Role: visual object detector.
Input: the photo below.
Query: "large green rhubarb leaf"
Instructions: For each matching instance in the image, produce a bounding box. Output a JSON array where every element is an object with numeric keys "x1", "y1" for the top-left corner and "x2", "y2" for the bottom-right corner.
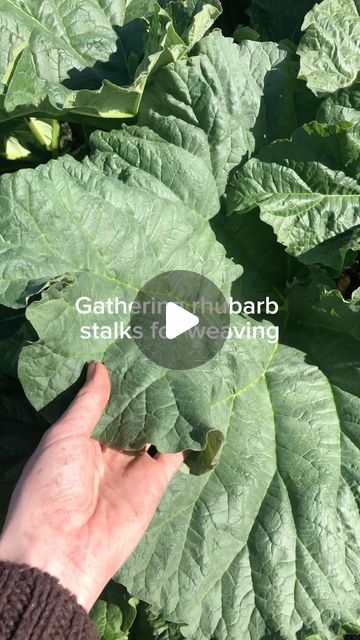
[
  {"x1": 0, "y1": 129, "x2": 239, "y2": 465},
  {"x1": 84, "y1": 31, "x2": 309, "y2": 200},
  {"x1": 135, "y1": 31, "x2": 309, "y2": 195},
  {"x1": 117, "y1": 300, "x2": 360, "y2": 639},
  {"x1": 227, "y1": 122, "x2": 360, "y2": 272},
  {"x1": 298, "y1": 0, "x2": 360, "y2": 96},
  {"x1": 86, "y1": 125, "x2": 220, "y2": 220},
  {"x1": 0, "y1": 0, "x2": 220, "y2": 120}
]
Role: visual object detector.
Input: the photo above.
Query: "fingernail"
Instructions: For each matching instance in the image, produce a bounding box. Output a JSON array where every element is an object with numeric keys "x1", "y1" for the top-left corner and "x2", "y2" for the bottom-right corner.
[{"x1": 86, "y1": 361, "x2": 97, "y2": 381}]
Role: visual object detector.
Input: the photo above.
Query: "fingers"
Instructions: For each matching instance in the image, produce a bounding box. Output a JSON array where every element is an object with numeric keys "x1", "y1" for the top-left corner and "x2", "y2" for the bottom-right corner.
[
  {"x1": 129, "y1": 451, "x2": 186, "y2": 525},
  {"x1": 154, "y1": 451, "x2": 187, "y2": 483},
  {"x1": 127, "y1": 449, "x2": 186, "y2": 498},
  {"x1": 51, "y1": 362, "x2": 111, "y2": 437}
]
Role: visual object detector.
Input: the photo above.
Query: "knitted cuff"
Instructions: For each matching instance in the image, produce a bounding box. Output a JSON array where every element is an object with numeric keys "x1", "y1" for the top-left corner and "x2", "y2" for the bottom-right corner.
[{"x1": 0, "y1": 561, "x2": 98, "y2": 640}]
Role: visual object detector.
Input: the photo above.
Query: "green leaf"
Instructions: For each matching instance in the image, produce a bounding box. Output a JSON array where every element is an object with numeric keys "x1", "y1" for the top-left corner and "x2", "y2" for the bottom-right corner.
[
  {"x1": 261, "y1": 121, "x2": 360, "y2": 181},
  {"x1": 248, "y1": 0, "x2": 317, "y2": 43},
  {"x1": 317, "y1": 82, "x2": 360, "y2": 126},
  {"x1": 0, "y1": 0, "x2": 221, "y2": 120},
  {"x1": 233, "y1": 25, "x2": 260, "y2": 43},
  {"x1": 298, "y1": 0, "x2": 360, "y2": 96},
  {"x1": 136, "y1": 31, "x2": 307, "y2": 194},
  {"x1": 91, "y1": 582, "x2": 137, "y2": 640},
  {"x1": 1, "y1": 14, "x2": 360, "y2": 638},
  {"x1": 89, "y1": 32, "x2": 317, "y2": 196},
  {"x1": 287, "y1": 267, "x2": 360, "y2": 341},
  {"x1": 130, "y1": 602, "x2": 183, "y2": 639},
  {"x1": 0, "y1": 117, "x2": 59, "y2": 162},
  {"x1": 0, "y1": 131, "x2": 239, "y2": 467},
  {"x1": 212, "y1": 209, "x2": 301, "y2": 306},
  {"x1": 87, "y1": 125, "x2": 220, "y2": 221},
  {"x1": 0, "y1": 30, "x2": 314, "y2": 462},
  {"x1": 227, "y1": 122, "x2": 360, "y2": 272},
  {"x1": 117, "y1": 304, "x2": 360, "y2": 639},
  {"x1": 20, "y1": 281, "x2": 229, "y2": 466}
]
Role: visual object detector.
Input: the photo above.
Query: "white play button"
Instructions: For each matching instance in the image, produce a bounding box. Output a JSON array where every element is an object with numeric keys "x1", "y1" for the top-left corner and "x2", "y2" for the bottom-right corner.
[
  {"x1": 165, "y1": 302, "x2": 199, "y2": 340},
  {"x1": 130, "y1": 271, "x2": 230, "y2": 369}
]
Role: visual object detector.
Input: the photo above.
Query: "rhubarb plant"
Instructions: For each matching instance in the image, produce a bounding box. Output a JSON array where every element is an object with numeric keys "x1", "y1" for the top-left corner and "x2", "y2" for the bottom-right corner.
[{"x1": 0, "y1": 1, "x2": 360, "y2": 639}]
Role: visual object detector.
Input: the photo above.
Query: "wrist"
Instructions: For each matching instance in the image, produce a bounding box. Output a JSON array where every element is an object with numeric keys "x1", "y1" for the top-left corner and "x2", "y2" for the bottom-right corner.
[
  {"x1": 0, "y1": 530, "x2": 102, "y2": 611},
  {"x1": 0, "y1": 560, "x2": 99, "y2": 639},
  {"x1": 0, "y1": 532, "x2": 55, "y2": 580}
]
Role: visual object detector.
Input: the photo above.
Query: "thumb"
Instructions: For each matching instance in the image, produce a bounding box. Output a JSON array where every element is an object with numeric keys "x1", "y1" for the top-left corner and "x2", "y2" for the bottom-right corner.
[{"x1": 50, "y1": 362, "x2": 111, "y2": 437}]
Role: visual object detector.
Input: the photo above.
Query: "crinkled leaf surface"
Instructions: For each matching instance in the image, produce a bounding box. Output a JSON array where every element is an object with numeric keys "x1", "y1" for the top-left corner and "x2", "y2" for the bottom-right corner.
[
  {"x1": 73, "y1": 30, "x2": 301, "y2": 200},
  {"x1": 0, "y1": 127, "x2": 240, "y2": 465},
  {"x1": 99, "y1": 56, "x2": 360, "y2": 633},
  {"x1": 317, "y1": 83, "x2": 360, "y2": 127},
  {"x1": 136, "y1": 31, "x2": 307, "y2": 195},
  {"x1": 227, "y1": 122, "x2": 360, "y2": 272},
  {"x1": 1, "y1": 20, "x2": 360, "y2": 639},
  {"x1": 117, "y1": 300, "x2": 360, "y2": 639},
  {"x1": 248, "y1": 0, "x2": 316, "y2": 43},
  {"x1": 298, "y1": 0, "x2": 360, "y2": 96},
  {"x1": 2, "y1": 31, "x2": 299, "y2": 466},
  {"x1": 88, "y1": 31, "x2": 317, "y2": 197},
  {"x1": 86, "y1": 126, "x2": 220, "y2": 220},
  {"x1": 255, "y1": 120, "x2": 360, "y2": 185},
  {"x1": 0, "y1": 0, "x2": 220, "y2": 119}
]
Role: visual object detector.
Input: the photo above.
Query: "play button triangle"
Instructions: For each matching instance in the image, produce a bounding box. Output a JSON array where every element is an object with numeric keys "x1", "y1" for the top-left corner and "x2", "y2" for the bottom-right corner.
[{"x1": 165, "y1": 302, "x2": 199, "y2": 340}]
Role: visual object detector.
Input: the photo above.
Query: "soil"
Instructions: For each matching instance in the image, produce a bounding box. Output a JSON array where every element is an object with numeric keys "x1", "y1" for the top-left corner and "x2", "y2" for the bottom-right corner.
[{"x1": 336, "y1": 254, "x2": 360, "y2": 299}]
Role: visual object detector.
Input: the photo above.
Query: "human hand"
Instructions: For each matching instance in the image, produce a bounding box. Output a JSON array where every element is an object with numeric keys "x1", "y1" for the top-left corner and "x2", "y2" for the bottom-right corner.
[{"x1": 0, "y1": 362, "x2": 185, "y2": 611}]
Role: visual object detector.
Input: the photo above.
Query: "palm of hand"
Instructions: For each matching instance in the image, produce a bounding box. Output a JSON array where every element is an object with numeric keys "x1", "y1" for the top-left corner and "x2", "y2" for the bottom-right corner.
[{"x1": 0, "y1": 363, "x2": 184, "y2": 610}]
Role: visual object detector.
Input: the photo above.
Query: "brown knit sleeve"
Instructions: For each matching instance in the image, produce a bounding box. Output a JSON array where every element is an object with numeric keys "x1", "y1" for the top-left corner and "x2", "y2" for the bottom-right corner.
[{"x1": 0, "y1": 561, "x2": 98, "y2": 639}]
